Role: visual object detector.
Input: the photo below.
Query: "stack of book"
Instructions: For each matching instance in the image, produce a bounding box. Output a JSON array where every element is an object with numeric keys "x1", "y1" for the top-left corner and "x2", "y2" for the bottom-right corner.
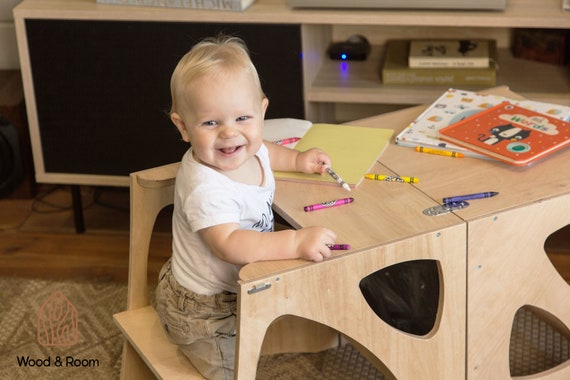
[
  {"x1": 381, "y1": 39, "x2": 498, "y2": 86},
  {"x1": 395, "y1": 88, "x2": 570, "y2": 166},
  {"x1": 438, "y1": 101, "x2": 570, "y2": 166}
]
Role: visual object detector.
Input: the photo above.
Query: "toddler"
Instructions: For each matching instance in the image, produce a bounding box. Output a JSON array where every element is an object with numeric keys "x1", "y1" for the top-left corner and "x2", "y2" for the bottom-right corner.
[{"x1": 155, "y1": 35, "x2": 337, "y2": 380}]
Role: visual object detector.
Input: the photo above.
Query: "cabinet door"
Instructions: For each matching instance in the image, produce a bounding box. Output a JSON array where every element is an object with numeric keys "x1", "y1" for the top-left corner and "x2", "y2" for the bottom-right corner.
[{"x1": 25, "y1": 20, "x2": 303, "y2": 177}]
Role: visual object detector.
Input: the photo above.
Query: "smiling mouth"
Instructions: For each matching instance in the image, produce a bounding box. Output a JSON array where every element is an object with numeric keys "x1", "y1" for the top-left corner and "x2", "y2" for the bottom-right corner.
[{"x1": 219, "y1": 146, "x2": 243, "y2": 155}]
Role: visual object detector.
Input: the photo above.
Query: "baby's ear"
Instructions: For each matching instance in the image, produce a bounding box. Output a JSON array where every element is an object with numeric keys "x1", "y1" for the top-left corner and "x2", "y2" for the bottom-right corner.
[
  {"x1": 171, "y1": 113, "x2": 190, "y2": 142},
  {"x1": 261, "y1": 97, "x2": 269, "y2": 118}
]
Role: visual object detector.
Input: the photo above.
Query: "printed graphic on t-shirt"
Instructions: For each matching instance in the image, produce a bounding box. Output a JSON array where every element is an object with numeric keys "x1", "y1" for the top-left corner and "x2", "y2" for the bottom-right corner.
[{"x1": 252, "y1": 198, "x2": 274, "y2": 232}]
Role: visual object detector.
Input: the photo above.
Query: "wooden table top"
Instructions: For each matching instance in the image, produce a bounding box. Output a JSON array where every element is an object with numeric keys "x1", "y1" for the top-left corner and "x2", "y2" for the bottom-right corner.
[
  {"x1": 240, "y1": 86, "x2": 570, "y2": 282},
  {"x1": 240, "y1": 105, "x2": 464, "y2": 281}
]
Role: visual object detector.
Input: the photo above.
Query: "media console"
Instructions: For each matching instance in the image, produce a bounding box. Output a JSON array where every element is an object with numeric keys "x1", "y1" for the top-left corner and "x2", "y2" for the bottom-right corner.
[{"x1": 14, "y1": 0, "x2": 570, "y2": 188}]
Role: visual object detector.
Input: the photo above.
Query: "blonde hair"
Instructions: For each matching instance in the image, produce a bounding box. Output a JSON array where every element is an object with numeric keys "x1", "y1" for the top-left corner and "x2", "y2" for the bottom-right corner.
[{"x1": 170, "y1": 35, "x2": 265, "y2": 115}]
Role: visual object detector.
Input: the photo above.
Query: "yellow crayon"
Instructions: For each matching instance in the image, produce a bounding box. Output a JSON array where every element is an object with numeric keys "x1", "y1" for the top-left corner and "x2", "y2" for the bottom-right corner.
[
  {"x1": 364, "y1": 174, "x2": 419, "y2": 183},
  {"x1": 415, "y1": 146, "x2": 464, "y2": 158}
]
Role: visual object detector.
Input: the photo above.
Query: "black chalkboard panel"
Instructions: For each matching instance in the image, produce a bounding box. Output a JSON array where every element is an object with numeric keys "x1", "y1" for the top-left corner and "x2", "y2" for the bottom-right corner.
[{"x1": 25, "y1": 20, "x2": 303, "y2": 176}]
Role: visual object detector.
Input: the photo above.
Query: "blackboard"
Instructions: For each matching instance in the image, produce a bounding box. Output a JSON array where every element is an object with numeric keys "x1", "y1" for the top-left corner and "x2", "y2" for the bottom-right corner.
[{"x1": 25, "y1": 20, "x2": 303, "y2": 176}]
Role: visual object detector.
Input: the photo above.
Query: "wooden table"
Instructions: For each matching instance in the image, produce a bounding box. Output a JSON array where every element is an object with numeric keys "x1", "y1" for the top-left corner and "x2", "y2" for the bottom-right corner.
[
  {"x1": 236, "y1": 108, "x2": 468, "y2": 380},
  {"x1": 237, "y1": 87, "x2": 570, "y2": 379},
  {"x1": 365, "y1": 95, "x2": 570, "y2": 379}
]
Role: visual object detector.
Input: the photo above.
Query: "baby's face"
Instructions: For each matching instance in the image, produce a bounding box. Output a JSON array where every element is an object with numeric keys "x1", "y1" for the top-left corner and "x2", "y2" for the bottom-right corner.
[{"x1": 174, "y1": 70, "x2": 268, "y2": 173}]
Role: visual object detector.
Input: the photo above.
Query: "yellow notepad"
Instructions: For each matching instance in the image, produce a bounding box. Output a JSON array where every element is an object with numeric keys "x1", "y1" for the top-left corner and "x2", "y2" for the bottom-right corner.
[{"x1": 274, "y1": 123, "x2": 394, "y2": 188}]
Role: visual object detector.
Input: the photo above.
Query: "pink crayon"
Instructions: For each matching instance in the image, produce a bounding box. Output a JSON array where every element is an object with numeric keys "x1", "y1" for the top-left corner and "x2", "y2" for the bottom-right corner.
[
  {"x1": 304, "y1": 197, "x2": 354, "y2": 212},
  {"x1": 327, "y1": 244, "x2": 351, "y2": 250},
  {"x1": 273, "y1": 137, "x2": 301, "y2": 145}
]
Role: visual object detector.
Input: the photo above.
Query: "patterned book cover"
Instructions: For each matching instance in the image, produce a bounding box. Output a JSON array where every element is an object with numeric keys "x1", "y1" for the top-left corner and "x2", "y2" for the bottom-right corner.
[
  {"x1": 439, "y1": 102, "x2": 570, "y2": 166},
  {"x1": 395, "y1": 88, "x2": 570, "y2": 159}
]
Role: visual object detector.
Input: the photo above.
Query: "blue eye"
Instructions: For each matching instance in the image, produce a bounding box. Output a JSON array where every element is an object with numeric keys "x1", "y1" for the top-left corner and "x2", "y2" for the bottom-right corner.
[{"x1": 236, "y1": 116, "x2": 249, "y2": 122}]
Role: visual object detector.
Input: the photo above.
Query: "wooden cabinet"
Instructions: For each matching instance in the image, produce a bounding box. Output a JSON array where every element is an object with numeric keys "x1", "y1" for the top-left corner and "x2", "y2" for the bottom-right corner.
[{"x1": 14, "y1": 0, "x2": 570, "y2": 185}]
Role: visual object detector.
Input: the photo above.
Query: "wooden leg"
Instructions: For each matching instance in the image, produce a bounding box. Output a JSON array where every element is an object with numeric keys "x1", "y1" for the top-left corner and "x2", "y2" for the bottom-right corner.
[
  {"x1": 119, "y1": 341, "x2": 157, "y2": 380},
  {"x1": 71, "y1": 185, "x2": 85, "y2": 233},
  {"x1": 467, "y1": 194, "x2": 570, "y2": 379},
  {"x1": 234, "y1": 302, "x2": 274, "y2": 380}
]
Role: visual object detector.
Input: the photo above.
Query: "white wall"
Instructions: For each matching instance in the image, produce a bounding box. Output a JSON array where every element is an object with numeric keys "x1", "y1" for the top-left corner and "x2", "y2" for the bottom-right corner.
[{"x1": 0, "y1": 0, "x2": 22, "y2": 69}]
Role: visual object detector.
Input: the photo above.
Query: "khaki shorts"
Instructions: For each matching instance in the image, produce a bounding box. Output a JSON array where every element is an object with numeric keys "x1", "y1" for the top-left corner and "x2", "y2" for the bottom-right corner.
[{"x1": 155, "y1": 259, "x2": 237, "y2": 380}]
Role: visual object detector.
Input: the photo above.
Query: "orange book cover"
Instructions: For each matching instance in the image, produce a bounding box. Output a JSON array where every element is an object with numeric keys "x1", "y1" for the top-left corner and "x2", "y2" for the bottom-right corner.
[{"x1": 439, "y1": 102, "x2": 570, "y2": 166}]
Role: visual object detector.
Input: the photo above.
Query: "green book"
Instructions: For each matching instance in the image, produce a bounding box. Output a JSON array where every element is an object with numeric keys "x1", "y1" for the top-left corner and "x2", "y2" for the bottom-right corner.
[{"x1": 381, "y1": 39, "x2": 497, "y2": 86}]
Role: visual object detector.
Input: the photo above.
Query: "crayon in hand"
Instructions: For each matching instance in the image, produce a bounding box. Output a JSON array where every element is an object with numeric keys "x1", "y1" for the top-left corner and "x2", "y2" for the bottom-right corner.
[
  {"x1": 327, "y1": 244, "x2": 351, "y2": 250},
  {"x1": 322, "y1": 164, "x2": 351, "y2": 192}
]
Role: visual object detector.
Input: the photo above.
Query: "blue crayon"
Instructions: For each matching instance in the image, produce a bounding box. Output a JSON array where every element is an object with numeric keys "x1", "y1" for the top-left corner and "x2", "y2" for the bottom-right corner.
[{"x1": 443, "y1": 191, "x2": 498, "y2": 204}]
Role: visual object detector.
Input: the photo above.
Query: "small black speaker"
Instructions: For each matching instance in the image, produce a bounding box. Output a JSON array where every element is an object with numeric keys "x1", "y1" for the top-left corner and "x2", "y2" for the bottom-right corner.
[{"x1": 0, "y1": 114, "x2": 24, "y2": 197}]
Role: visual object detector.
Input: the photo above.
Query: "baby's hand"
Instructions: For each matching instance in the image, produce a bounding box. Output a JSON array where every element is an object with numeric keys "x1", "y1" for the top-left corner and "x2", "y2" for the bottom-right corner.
[
  {"x1": 294, "y1": 226, "x2": 337, "y2": 262},
  {"x1": 296, "y1": 148, "x2": 331, "y2": 175}
]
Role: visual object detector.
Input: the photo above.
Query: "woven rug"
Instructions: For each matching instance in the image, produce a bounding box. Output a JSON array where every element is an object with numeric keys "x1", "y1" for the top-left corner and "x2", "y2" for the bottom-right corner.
[
  {"x1": 1, "y1": 276, "x2": 568, "y2": 380},
  {"x1": 0, "y1": 276, "x2": 385, "y2": 380},
  {"x1": 0, "y1": 277, "x2": 124, "y2": 380}
]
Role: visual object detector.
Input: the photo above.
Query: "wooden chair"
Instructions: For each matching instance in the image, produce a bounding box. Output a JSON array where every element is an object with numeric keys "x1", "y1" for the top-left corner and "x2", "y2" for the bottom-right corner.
[
  {"x1": 112, "y1": 118, "x2": 336, "y2": 379},
  {"x1": 112, "y1": 161, "x2": 338, "y2": 380},
  {"x1": 112, "y1": 161, "x2": 205, "y2": 379}
]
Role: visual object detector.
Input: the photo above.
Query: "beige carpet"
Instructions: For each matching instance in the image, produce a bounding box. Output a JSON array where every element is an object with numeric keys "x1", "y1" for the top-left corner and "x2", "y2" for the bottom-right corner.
[
  {"x1": 1, "y1": 276, "x2": 569, "y2": 380},
  {"x1": 0, "y1": 277, "x2": 124, "y2": 380},
  {"x1": 0, "y1": 276, "x2": 386, "y2": 380}
]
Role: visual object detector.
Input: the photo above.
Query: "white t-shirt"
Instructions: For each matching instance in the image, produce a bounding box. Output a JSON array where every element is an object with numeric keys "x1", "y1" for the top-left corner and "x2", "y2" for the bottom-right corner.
[{"x1": 171, "y1": 144, "x2": 275, "y2": 295}]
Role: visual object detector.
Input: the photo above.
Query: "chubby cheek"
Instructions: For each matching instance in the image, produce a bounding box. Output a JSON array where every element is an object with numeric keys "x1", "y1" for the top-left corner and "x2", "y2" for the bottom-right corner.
[
  {"x1": 187, "y1": 134, "x2": 213, "y2": 157},
  {"x1": 247, "y1": 138, "x2": 263, "y2": 156},
  {"x1": 191, "y1": 140, "x2": 234, "y2": 168},
  {"x1": 191, "y1": 146, "x2": 219, "y2": 169}
]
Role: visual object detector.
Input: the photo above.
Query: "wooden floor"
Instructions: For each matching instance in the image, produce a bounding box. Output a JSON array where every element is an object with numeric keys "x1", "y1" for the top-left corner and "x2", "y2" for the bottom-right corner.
[
  {"x1": 1, "y1": 184, "x2": 569, "y2": 284},
  {"x1": 0, "y1": 185, "x2": 172, "y2": 283}
]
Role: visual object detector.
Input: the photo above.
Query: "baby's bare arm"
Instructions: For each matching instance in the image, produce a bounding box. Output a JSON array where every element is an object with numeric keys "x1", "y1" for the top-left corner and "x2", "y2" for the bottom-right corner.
[
  {"x1": 264, "y1": 141, "x2": 330, "y2": 174},
  {"x1": 199, "y1": 223, "x2": 337, "y2": 265}
]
